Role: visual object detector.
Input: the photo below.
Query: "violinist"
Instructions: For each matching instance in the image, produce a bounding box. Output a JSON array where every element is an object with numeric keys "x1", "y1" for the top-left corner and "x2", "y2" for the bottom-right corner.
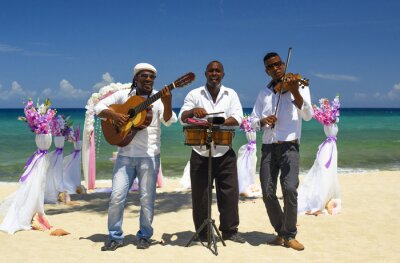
[{"x1": 250, "y1": 52, "x2": 313, "y2": 251}]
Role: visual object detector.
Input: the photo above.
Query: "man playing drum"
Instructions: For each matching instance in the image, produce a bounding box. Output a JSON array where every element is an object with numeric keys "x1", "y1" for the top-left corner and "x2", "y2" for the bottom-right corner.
[{"x1": 179, "y1": 60, "x2": 245, "y2": 243}]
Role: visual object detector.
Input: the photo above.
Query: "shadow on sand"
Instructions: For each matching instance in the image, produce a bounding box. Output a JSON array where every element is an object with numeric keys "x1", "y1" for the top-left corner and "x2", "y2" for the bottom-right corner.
[{"x1": 45, "y1": 190, "x2": 193, "y2": 216}]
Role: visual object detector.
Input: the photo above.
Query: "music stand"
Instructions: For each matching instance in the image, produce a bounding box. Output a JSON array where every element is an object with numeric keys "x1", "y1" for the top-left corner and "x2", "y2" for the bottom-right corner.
[{"x1": 185, "y1": 117, "x2": 226, "y2": 255}]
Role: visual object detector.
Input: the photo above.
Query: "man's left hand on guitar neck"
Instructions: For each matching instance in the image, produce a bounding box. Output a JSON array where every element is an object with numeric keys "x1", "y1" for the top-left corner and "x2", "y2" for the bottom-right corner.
[{"x1": 160, "y1": 86, "x2": 173, "y2": 122}]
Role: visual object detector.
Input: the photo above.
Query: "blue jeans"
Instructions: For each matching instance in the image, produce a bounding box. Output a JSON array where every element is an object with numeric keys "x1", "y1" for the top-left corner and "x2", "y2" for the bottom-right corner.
[{"x1": 107, "y1": 154, "x2": 160, "y2": 243}]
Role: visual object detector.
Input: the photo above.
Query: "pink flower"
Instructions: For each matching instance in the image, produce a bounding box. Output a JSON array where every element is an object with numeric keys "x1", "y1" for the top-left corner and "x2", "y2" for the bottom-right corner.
[
  {"x1": 240, "y1": 114, "x2": 255, "y2": 133},
  {"x1": 312, "y1": 96, "x2": 340, "y2": 126},
  {"x1": 50, "y1": 114, "x2": 72, "y2": 137},
  {"x1": 19, "y1": 98, "x2": 57, "y2": 134},
  {"x1": 66, "y1": 125, "x2": 81, "y2": 142}
]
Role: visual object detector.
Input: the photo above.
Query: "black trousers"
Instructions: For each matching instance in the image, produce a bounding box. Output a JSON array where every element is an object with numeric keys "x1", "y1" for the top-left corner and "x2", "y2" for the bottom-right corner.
[
  {"x1": 190, "y1": 149, "x2": 239, "y2": 236},
  {"x1": 260, "y1": 143, "x2": 300, "y2": 240}
]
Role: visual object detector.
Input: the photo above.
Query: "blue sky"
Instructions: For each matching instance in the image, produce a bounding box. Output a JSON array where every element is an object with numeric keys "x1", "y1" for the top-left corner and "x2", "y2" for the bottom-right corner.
[{"x1": 1, "y1": 0, "x2": 399, "y2": 108}]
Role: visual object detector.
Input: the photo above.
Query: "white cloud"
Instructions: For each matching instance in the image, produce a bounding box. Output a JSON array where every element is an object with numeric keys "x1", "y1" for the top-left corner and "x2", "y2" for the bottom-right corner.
[
  {"x1": 354, "y1": 83, "x2": 400, "y2": 101},
  {"x1": 387, "y1": 83, "x2": 400, "y2": 99},
  {"x1": 42, "y1": 88, "x2": 52, "y2": 97},
  {"x1": 373, "y1": 92, "x2": 381, "y2": 98},
  {"x1": 59, "y1": 80, "x2": 90, "y2": 99},
  {"x1": 312, "y1": 72, "x2": 359, "y2": 82},
  {"x1": 92, "y1": 72, "x2": 115, "y2": 91},
  {"x1": 0, "y1": 42, "x2": 66, "y2": 58},
  {"x1": 23, "y1": 52, "x2": 61, "y2": 57},
  {"x1": 0, "y1": 43, "x2": 23, "y2": 53},
  {"x1": 0, "y1": 81, "x2": 36, "y2": 100},
  {"x1": 354, "y1": 92, "x2": 367, "y2": 100},
  {"x1": 41, "y1": 80, "x2": 90, "y2": 100}
]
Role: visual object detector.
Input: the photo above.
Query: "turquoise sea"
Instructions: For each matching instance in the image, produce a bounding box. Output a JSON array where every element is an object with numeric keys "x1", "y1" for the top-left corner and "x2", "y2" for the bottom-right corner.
[{"x1": 0, "y1": 108, "x2": 399, "y2": 182}]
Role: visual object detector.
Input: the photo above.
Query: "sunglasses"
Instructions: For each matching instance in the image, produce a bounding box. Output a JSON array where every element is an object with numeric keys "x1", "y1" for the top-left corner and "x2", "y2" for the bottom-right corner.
[
  {"x1": 266, "y1": 61, "x2": 283, "y2": 69},
  {"x1": 139, "y1": 73, "x2": 156, "y2": 80}
]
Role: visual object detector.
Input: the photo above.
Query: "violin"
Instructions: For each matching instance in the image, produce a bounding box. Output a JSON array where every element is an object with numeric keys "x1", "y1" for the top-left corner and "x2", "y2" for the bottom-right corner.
[{"x1": 274, "y1": 73, "x2": 309, "y2": 93}]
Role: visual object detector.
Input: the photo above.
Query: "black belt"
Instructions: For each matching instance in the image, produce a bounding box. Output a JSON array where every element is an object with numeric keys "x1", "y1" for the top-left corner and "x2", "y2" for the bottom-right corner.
[{"x1": 273, "y1": 139, "x2": 298, "y2": 144}]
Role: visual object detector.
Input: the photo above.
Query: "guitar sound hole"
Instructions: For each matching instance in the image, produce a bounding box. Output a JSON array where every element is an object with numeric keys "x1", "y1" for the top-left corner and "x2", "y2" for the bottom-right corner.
[{"x1": 128, "y1": 109, "x2": 136, "y2": 118}]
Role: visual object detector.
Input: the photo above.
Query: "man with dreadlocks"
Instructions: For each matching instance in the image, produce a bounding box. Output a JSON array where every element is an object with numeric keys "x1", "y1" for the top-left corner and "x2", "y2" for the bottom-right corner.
[{"x1": 95, "y1": 63, "x2": 177, "y2": 251}]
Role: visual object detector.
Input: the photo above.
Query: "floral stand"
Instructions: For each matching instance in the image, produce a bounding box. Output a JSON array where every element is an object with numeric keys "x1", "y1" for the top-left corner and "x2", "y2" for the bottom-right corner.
[
  {"x1": 63, "y1": 140, "x2": 82, "y2": 194},
  {"x1": 298, "y1": 123, "x2": 341, "y2": 215},
  {"x1": 236, "y1": 131, "x2": 261, "y2": 197},
  {"x1": 45, "y1": 136, "x2": 65, "y2": 203},
  {"x1": 0, "y1": 134, "x2": 52, "y2": 234}
]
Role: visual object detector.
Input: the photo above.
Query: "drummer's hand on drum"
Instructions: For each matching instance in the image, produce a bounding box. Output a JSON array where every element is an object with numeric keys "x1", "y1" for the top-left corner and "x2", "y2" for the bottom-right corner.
[
  {"x1": 192, "y1": 108, "x2": 208, "y2": 118},
  {"x1": 260, "y1": 115, "x2": 277, "y2": 127}
]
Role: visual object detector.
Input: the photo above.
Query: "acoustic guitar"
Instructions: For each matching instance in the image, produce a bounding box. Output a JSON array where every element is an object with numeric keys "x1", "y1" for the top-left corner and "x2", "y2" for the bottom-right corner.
[{"x1": 101, "y1": 72, "x2": 195, "y2": 147}]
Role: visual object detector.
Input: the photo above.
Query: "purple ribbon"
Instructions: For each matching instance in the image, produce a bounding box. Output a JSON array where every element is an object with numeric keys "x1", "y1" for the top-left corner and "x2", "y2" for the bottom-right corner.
[
  {"x1": 316, "y1": 136, "x2": 337, "y2": 168},
  {"x1": 53, "y1": 147, "x2": 63, "y2": 167},
  {"x1": 20, "y1": 149, "x2": 48, "y2": 182},
  {"x1": 66, "y1": 149, "x2": 81, "y2": 169},
  {"x1": 243, "y1": 140, "x2": 256, "y2": 168},
  {"x1": 72, "y1": 149, "x2": 81, "y2": 159}
]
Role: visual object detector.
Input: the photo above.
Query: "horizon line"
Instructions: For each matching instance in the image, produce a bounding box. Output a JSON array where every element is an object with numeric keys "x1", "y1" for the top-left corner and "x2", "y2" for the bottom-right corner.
[{"x1": 1, "y1": 107, "x2": 400, "y2": 110}]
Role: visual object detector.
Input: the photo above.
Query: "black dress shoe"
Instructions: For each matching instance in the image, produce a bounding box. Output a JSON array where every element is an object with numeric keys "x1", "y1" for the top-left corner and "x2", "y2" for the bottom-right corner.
[
  {"x1": 137, "y1": 238, "x2": 151, "y2": 249},
  {"x1": 101, "y1": 240, "x2": 123, "y2": 251},
  {"x1": 222, "y1": 232, "x2": 246, "y2": 244}
]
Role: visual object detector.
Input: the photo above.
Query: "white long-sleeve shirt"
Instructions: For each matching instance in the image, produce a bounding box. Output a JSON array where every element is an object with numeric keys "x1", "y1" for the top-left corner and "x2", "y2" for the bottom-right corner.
[
  {"x1": 251, "y1": 82, "x2": 313, "y2": 144},
  {"x1": 179, "y1": 85, "x2": 243, "y2": 157},
  {"x1": 95, "y1": 88, "x2": 177, "y2": 157}
]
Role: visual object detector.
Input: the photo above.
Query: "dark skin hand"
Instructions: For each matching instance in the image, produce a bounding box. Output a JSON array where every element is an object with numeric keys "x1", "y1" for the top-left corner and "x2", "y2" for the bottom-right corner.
[
  {"x1": 98, "y1": 70, "x2": 172, "y2": 127},
  {"x1": 260, "y1": 115, "x2": 277, "y2": 127},
  {"x1": 181, "y1": 107, "x2": 238, "y2": 126},
  {"x1": 160, "y1": 86, "x2": 172, "y2": 122},
  {"x1": 180, "y1": 107, "x2": 207, "y2": 123},
  {"x1": 260, "y1": 55, "x2": 304, "y2": 127}
]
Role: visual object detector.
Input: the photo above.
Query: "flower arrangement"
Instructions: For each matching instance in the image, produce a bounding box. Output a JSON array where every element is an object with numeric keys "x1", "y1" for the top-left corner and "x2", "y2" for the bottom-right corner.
[
  {"x1": 312, "y1": 95, "x2": 340, "y2": 126},
  {"x1": 66, "y1": 125, "x2": 81, "y2": 142},
  {"x1": 50, "y1": 114, "x2": 73, "y2": 137},
  {"x1": 240, "y1": 114, "x2": 255, "y2": 133},
  {"x1": 19, "y1": 98, "x2": 56, "y2": 134},
  {"x1": 84, "y1": 82, "x2": 131, "y2": 139}
]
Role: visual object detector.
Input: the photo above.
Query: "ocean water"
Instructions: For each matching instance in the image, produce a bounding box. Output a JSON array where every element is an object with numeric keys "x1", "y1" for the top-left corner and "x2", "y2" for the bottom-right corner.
[{"x1": 0, "y1": 108, "x2": 399, "y2": 182}]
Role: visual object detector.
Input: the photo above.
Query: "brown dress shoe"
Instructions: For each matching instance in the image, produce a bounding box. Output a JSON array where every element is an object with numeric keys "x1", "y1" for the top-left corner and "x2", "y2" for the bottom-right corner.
[
  {"x1": 267, "y1": 236, "x2": 284, "y2": 246},
  {"x1": 284, "y1": 239, "x2": 304, "y2": 251}
]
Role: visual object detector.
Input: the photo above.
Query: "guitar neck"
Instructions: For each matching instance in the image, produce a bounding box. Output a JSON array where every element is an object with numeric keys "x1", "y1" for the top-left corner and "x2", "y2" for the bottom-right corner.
[{"x1": 132, "y1": 83, "x2": 175, "y2": 115}]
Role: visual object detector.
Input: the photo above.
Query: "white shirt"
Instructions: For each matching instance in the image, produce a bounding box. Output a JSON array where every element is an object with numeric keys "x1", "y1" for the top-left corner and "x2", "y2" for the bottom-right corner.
[
  {"x1": 179, "y1": 85, "x2": 243, "y2": 157},
  {"x1": 251, "y1": 82, "x2": 313, "y2": 144},
  {"x1": 95, "y1": 88, "x2": 177, "y2": 157}
]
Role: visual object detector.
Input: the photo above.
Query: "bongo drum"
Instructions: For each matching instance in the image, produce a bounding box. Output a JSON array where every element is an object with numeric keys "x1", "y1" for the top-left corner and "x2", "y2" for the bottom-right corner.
[
  {"x1": 183, "y1": 126, "x2": 207, "y2": 146},
  {"x1": 211, "y1": 126, "x2": 235, "y2": 146},
  {"x1": 183, "y1": 126, "x2": 235, "y2": 146}
]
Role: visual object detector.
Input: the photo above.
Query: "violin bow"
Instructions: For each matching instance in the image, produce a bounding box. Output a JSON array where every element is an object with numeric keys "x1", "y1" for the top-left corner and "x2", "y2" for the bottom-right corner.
[{"x1": 271, "y1": 47, "x2": 292, "y2": 129}]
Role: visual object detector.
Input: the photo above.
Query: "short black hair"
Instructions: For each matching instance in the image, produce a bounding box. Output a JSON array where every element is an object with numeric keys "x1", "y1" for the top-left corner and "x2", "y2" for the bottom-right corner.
[
  {"x1": 263, "y1": 52, "x2": 279, "y2": 63},
  {"x1": 206, "y1": 60, "x2": 224, "y2": 72}
]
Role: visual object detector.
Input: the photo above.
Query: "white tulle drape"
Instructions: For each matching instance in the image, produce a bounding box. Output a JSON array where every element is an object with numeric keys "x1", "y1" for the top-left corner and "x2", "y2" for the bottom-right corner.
[
  {"x1": 236, "y1": 131, "x2": 261, "y2": 197},
  {"x1": 63, "y1": 141, "x2": 82, "y2": 194},
  {"x1": 298, "y1": 124, "x2": 341, "y2": 215},
  {"x1": 0, "y1": 134, "x2": 52, "y2": 234},
  {"x1": 180, "y1": 161, "x2": 191, "y2": 189},
  {"x1": 44, "y1": 136, "x2": 65, "y2": 203}
]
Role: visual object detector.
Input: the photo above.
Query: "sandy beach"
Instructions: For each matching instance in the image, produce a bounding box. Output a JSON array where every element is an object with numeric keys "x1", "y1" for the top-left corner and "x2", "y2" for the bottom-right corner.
[{"x1": 0, "y1": 171, "x2": 399, "y2": 263}]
